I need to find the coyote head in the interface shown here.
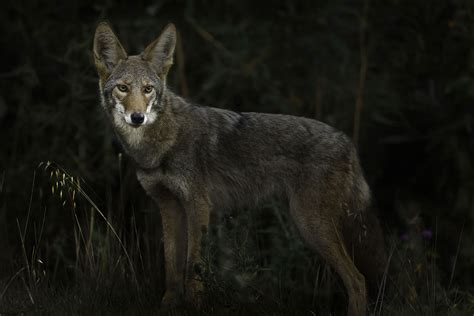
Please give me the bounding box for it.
[93,22,176,126]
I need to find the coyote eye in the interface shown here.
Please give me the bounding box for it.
[117,85,128,92]
[143,86,154,94]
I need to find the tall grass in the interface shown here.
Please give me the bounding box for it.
[0,162,472,314]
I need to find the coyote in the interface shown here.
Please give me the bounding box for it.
[93,22,386,316]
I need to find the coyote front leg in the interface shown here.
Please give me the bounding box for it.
[157,189,187,308]
[183,194,211,305]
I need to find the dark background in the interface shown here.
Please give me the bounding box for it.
[0,0,473,314]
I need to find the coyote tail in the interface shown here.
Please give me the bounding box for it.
[343,199,388,298]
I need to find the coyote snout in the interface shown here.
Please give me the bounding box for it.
[129,112,145,125]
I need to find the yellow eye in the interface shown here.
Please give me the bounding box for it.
[143,86,154,94]
[117,85,128,92]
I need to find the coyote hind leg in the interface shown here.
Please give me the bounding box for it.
[290,194,367,316]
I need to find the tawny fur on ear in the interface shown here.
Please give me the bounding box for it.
[93,22,127,80]
[142,23,177,80]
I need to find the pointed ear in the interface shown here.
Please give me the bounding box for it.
[142,23,177,79]
[93,22,127,79]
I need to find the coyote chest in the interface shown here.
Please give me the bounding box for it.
[136,166,191,202]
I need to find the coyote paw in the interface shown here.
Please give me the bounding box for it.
[185,279,204,307]
[161,290,181,310]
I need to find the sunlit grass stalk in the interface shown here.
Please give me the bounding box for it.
[40,161,139,288]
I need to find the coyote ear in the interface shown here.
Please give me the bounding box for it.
[143,23,177,80]
[93,22,127,79]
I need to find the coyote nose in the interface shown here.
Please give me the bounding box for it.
[130,112,145,125]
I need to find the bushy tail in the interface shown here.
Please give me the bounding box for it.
[343,202,388,298]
